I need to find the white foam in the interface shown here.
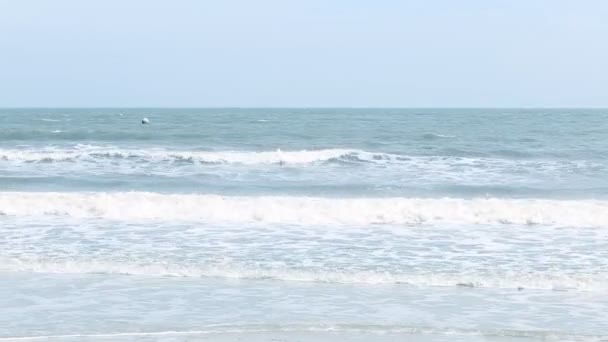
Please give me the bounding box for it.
[422,132,456,139]
[0,146,360,165]
[0,146,602,183]
[0,192,607,226]
[2,257,606,291]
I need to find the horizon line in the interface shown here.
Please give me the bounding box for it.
[1,106,607,110]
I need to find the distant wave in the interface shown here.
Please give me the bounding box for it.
[421,132,456,139]
[2,257,606,291]
[1,192,607,226]
[0,146,601,170]
[0,146,362,165]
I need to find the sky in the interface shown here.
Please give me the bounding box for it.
[0,0,607,107]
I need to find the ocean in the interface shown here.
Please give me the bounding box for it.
[1,108,607,341]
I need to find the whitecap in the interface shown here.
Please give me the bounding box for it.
[422,132,456,139]
[1,192,607,227]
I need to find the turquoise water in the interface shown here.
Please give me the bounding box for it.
[2,108,608,197]
[1,108,607,341]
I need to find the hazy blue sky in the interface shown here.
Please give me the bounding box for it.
[1,0,607,107]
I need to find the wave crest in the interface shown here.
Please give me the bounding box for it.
[421,133,456,139]
[0,146,369,165]
[1,192,607,226]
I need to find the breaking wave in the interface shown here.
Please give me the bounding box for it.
[0,146,602,173]
[0,146,372,165]
[1,192,607,226]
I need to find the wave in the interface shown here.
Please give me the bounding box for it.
[0,146,364,165]
[0,146,602,171]
[1,192,607,226]
[421,132,456,139]
[1,324,604,341]
[2,257,606,291]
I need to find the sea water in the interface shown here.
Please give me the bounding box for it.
[1,108,607,341]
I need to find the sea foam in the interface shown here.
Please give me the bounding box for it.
[2,257,606,291]
[0,146,360,165]
[1,192,607,226]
